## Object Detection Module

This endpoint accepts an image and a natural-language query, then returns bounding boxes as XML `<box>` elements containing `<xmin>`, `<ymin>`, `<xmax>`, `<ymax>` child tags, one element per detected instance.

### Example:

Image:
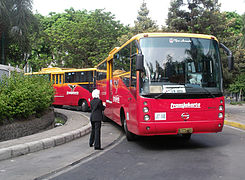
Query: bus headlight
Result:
<box><xmin>219</xmin><ymin>105</ymin><xmax>224</xmax><ymax>111</ymax></box>
<box><xmin>143</xmin><ymin>107</ymin><xmax>149</xmax><ymax>113</ymax></box>
<box><xmin>144</xmin><ymin>115</ymin><xmax>150</xmax><ymax>121</ymax></box>
<box><xmin>218</xmin><ymin>113</ymin><xmax>223</xmax><ymax>119</ymax></box>
<box><xmin>220</xmin><ymin>100</ymin><xmax>223</xmax><ymax>104</ymax></box>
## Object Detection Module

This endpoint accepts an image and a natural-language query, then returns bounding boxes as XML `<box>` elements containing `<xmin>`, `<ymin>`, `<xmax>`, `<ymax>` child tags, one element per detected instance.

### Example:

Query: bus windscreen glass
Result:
<box><xmin>139</xmin><ymin>37</ymin><xmax>222</xmax><ymax>98</ymax></box>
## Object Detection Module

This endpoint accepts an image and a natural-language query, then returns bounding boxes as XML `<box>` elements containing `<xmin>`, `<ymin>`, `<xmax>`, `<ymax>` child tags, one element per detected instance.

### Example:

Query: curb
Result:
<box><xmin>0</xmin><ymin>123</ymin><xmax>91</xmax><ymax>161</ymax></box>
<box><xmin>224</xmin><ymin>120</ymin><xmax>245</xmax><ymax>131</ymax></box>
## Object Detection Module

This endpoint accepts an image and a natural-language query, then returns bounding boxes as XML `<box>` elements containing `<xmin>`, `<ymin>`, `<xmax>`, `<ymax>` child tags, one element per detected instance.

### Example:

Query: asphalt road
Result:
<box><xmin>50</xmin><ymin>126</ymin><xmax>245</xmax><ymax>180</ymax></box>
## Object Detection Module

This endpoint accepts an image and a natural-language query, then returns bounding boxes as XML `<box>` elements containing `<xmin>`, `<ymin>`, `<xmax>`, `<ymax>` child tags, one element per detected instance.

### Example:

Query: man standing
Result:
<box><xmin>89</xmin><ymin>89</ymin><xmax>105</xmax><ymax>150</ymax></box>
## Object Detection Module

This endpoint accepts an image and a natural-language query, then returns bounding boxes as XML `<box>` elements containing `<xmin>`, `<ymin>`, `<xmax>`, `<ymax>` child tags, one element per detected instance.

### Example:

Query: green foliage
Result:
<box><xmin>28</xmin><ymin>8</ymin><xmax>128</xmax><ymax>70</ymax></box>
<box><xmin>229</xmin><ymin>73</ymin><xmax>245</xmax><ymax>101</ymax></box>
<box><xmin>133</xmin><ymin>1</ymin><xmax>158</xmax><ymax>33</ymax></box>
<box><xmin>0</xmin><ymin>73</ymin><xmax>54</xmax><ymax>122</ymax></box>
<box><xmin>0</xmin><ymin>0</ymin><xmax>38</xmax><ymax>66</ymax></box>
<box><xmin>229</xmin><ymin>73</ymin><xmax>245</xmax><ymax>92</ymax></box>
<box><xmin>241</xmin><ymin>13</ymin><xmax>245</xmax><ymax>48</ymax></box>
<box><xmin>166</xmin><ymin>0</ymin><xmax>245</xmax><ymax>90</ymax></box>
<box><xmin>166</xmin><ymin>0</ymin><xmax>225</xmax><ymax>36</ymax></box>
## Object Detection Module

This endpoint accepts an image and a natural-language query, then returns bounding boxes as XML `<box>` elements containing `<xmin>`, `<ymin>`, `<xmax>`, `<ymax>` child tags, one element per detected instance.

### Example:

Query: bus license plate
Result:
<box><xmin>155</xmin><ymin>112</ymin><xmax>166</xmax><ymax>120</ymax></box>
<box><xmin>178</xmin><ymin>128</ymin><xmax>193</xmax><ymax>134</ymax></box>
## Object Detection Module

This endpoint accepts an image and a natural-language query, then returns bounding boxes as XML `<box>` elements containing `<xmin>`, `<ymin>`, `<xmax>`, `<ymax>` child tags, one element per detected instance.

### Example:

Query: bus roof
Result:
<box><xmin>25</xmin><ymin>67</ymin><xmax>97</xmax><ymax>75</ymax></box>
<box><xmin>62</xmin><ymin>68</ymin><xmax>97</xmax><ymax>73</ymax></box>
<box><xmin>41</xmin><ymin>67</ymin><xmax>74</xmax><ymax>72</ymax></box>
<box><xmin>130</xmin><ymin>33</ymin><xmax>218</xmax><ymax>42</ymax></box>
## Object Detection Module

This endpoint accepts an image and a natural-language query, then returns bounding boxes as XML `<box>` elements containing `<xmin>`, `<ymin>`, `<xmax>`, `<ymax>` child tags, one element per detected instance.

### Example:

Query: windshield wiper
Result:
<box><xmin>154</xmin><ymin>93</ymin><xmax>165</xmax><ymax>99</ymax></box>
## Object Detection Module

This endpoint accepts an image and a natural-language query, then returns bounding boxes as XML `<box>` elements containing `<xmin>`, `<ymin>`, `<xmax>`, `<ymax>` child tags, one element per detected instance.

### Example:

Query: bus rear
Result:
<box><xmin>52</xmin><ymin>68</ymin><xmax>96</xmax><ymax>111</ymax></box>
<box><xmin>98</xmin><ymin>33</ymin><xmax>233</xmax><ymax>141</ymax></box>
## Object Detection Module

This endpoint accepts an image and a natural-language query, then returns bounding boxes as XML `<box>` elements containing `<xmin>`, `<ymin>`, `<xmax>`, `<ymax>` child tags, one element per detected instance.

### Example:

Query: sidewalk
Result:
<box><xmin>0</xmin><ymin>108</ymin><xmax>91</xmax><ymax>161</ymax></box>
<box><xmin>225</xmin><ymin>103</ymin><xmax>245</xmax><ymax>130</ymax></box>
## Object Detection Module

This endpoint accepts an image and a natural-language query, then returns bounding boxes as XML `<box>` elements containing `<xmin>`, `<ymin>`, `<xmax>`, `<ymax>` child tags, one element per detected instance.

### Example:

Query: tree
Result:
<box><xmin>133</xmin><ymin>0</ymin><xmax>158</xmax><ymax>33</ymax></box>
<box><xmin>229</xmin><ymin>73</ymin><xmax>245</xmax><ymax>101</ymax></box>
<box><xmin>0</xmin><ymin>0</ymin><xmax>38</xmax><ymax>66</ymax></box>
<box><xmin>241</xmin><ymin>13</ymin><xmax>245</xmax><ymax>48</ymax></box>
<box><xmin>166</xmin><ymin>0</ymin><xmax>225</xmax><ymax>37</ymax></box>
<box><xmin>28</xmin><ymin>9</ymin><xmax>128</xmax><ymax>70</ymax></box>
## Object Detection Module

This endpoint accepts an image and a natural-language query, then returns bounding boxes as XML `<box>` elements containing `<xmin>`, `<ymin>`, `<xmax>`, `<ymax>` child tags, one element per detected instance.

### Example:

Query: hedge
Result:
<box><xmin>0</xmin><ymin>72</ymin><xmax>54</xmax><ymax>123</ymax></box>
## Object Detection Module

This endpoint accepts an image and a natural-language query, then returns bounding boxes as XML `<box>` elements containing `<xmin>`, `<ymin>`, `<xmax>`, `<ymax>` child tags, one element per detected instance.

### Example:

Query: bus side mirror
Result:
<box><xmin>220</xmin><ymin>43</ymin><xmax>234</xmax><ymax>71</ymax></box>
<box><xmin>136</xmin><ymin>54</ymin><xmax>144</xmax><ymax>71</ymax></box>
<box><xmin>228</xmin><ymin>55</ymin><xmax>234</xmax><ymax>71</ymax></box>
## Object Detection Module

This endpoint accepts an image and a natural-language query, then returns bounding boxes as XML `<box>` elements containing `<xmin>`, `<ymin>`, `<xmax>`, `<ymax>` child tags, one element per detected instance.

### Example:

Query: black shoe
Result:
<box><xmin>89</xmin><ymin>144</ymin><xmax>93</xmax><ymax>147</ymax></box>
<box><xmin>94</xmin><ymin>147</ymin><xmax>103</xmax><ymax>150</ymax></box>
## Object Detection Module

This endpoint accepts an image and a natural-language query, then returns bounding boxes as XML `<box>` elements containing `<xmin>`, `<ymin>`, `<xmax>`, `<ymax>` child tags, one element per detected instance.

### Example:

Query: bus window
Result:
<box><xmin>97</xmin><ymin>61</ymin><xmax>107</xmax><ymax>81</ymax></box>
<box><xmin>52</xmin><ymin>74</ymin><xmax>55</xmax><ymax>84</ymax></box>
<box><xmin>113</xmin><ymin>43</ymin><xmax>130</xmax><ymax>87</ymax></box>
<box><xmin>60</xmin><ymin>74</ymin><xmax>63</xmax><ymax>84</ymax></box>
<box><xmin>86</xmin><ymin>71</ymin><xmax>93</xmax><ymax>82</ymax></box>
<box><xmin>65</xmin><ymin>72</ymin><xmax>75</xmax><ymax>83</ymax></box>
<box><xmin>56</xmin><ymin>75</ymin><xmax>59</xmax><ymax>84</ymax></box>
<box><xmin>130</xmin><ymin>41</ymin><xmax>137</xmax><ymax>89</ymax></box>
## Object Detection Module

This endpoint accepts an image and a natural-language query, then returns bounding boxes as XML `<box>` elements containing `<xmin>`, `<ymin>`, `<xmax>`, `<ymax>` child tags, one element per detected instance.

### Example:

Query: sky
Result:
<box><xmin>32</xmin><ymin>0</ymin><xmax>245</xmax><ymax>26</ymax></box>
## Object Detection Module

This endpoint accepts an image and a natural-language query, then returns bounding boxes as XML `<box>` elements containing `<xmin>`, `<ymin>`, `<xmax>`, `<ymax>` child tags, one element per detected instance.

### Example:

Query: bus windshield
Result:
<box><xmin>139</xmin><ymin>37</ymin><xmax>223</xmax><ymax>98</ymax></box>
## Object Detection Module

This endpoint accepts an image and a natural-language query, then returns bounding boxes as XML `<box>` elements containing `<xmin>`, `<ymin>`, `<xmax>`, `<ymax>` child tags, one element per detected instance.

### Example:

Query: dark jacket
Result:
<box><xmin>90</xmin><ymin>98</ymin><xmax>105</xmax><ymax>122</ymax></box>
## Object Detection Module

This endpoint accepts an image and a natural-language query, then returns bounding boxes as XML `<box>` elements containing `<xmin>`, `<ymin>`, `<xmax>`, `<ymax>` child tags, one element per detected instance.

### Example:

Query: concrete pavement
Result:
<box><xmin>0</xmin><ymin>108</ymin><xmax>91</xmax><ymax>161</ymax></box>
<box><xmin>225</xmin><ymin>103</ymin><xmax>245</xmax><ymax>130</ymax></box>
<box><xmin>0</xmin><ymin>103</ymin><xmax>244</xmax><ymax>162</ymax></box>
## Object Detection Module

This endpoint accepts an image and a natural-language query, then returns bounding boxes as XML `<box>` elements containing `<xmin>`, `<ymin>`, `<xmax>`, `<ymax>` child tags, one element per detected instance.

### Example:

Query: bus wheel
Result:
<box><xmin>53</xmin><ymin>105</ymin><xmax>63</xmax><ymax>108</ymax></box>
<box><xmin>80</xmin><ymin>100</ymin><xmax>88</xmax><ymax>112</ymax></box>
<box><xmin>123</xmin><ymin>119</ymin><xmax>137</xmax><ymax>141</ymax></box>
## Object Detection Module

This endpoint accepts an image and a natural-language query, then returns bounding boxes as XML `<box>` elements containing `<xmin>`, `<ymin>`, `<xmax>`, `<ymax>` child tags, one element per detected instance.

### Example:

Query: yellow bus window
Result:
<box><xmin>56</xmin><ymin>75</ymin><xmax>58</xmax><ymax>84</ymax></box>
<box><xmin>52</xmin><ymin>75</ymin><xmax>55</xmax><ymax>84</ymax></box>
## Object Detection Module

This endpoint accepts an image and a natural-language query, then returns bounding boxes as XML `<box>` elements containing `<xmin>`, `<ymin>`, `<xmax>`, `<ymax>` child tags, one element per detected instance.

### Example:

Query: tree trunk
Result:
<box><xmin>238</xmin><ymin>89</ymin><xmax>242</xmax><ymax>102</ymax></box>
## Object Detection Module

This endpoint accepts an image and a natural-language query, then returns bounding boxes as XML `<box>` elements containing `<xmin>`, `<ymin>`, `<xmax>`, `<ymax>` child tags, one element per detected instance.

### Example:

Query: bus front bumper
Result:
<box><xmin>137</xmin><ymin>120</ymin><xmax>224</xmax><ymax>136</ymax></box>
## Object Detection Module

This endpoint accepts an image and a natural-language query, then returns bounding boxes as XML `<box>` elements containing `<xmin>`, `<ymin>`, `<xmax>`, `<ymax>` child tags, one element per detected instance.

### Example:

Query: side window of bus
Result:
<box><xmin>65</xmin><ymin>72</ymin><xmax>75</xmax><ymax>83</ymax></box>
<box><xmin>75</xmin><ymin>71</ymin><xmax>93</xmax><ymax>82</ymax></box>
<box><xmin>97</xmin><ymin>61</ymin><xmax>107</xmax><ymax>81</ymax></box>
<box><xmin>75</xmin><ymin>72</ymin><xmax>85</xmax><ymax>82</ymax></box>
<box><xmin>113</xmin><ymin>44</ymin><xmax>130</xmax><ymax>87</ymax></box>
<box><xmin>131</xmin><ymin>41</ymin><xmax>137</xmax><ymax>88</ymax></box>
<box><xmin>59</xmin><ymin>74</ymin><xmax>62</xmax><ymax>84</ymax></box>
<box><xmin>130</xmin><ymin>41</ymin><xmax>138</xmax><ymax>98</ymax></box>
<box><xmin>87</xmin><ymin>71</ymin><xmax>93</xmax><ymax>82</ymax></box>
<box><xmin>52</xmin><ymin>74</ymin><xmax>55</xmax><ymax>84</ymax></box>
<box><xmin>56</xmin><ymin>75</ymin><xmax>59</xmax><ymax>84</ymax></box>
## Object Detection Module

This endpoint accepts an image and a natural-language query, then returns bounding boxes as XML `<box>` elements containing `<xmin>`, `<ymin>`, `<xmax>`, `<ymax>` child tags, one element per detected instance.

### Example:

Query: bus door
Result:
<box><xmin>127</xmin><ymin>55</ymin><xmax>138</xmax><ymax>132</ymax></box>
<box><xmin>53</xmin><ymin>73</ymin><xmax>65</xmax><ymax>105</ymax></box>
<box><xmin>105</xmin><ymin>60</ymin><xmax>114</xmax><ymax>120</ymax></box>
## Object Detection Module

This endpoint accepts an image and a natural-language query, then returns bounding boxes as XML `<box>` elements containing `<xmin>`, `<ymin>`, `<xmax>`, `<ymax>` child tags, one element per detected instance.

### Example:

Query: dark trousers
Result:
<box><xmin>89</xmin><ymin>121</ymin><xmax>101</xmax><ymax>148</ymax></box>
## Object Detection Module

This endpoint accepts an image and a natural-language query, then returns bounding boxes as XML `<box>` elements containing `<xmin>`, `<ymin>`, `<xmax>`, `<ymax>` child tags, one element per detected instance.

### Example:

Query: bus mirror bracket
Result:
<box><xmin>220</xmin><ymin>43</ymin><xmax>234</xmax><ymax>71</ymax></box>
<box><xmin>136</xmin><ymin>54</ymin><xmax>144</xmax><ymax>71</ymax></box>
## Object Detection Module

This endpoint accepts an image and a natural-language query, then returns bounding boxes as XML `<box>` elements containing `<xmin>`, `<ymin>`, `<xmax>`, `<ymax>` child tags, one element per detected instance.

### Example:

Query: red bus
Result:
<box><xmin>25</xmin><ymin>67</ymin><xmax>97</xmax><ymax>111</ymax></box>
<box><xmin>96</xmin><ymin>33</ymin><xmax>233</xmax><ymax>141</ymax></box>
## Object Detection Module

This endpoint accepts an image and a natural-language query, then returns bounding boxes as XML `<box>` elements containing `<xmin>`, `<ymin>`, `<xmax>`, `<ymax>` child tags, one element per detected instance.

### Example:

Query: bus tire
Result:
<box><xmin>102</xmin><ymin>113</ymin><xmax>111</xmax><ymax>122</ymax></box>
<box><xmin>53</xmin><ymin>105</ymin><xmax>63</xmax><ymax>108</ymax></box>
<box><xmin>80</xmin><ymin>100</ymin><xmax>88</xmax><ymax>112</ymax></box>
<box><xmin>123</xmin><ymin>119</ymin><xmax>137</xmax><ymax>141</ymax></box>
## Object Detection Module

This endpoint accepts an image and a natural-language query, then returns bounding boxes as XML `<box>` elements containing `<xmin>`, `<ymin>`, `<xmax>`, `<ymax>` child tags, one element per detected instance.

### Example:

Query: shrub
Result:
<box><xmin>0</xmin><ymin>72</ymin><xmax>54</xmax><ymax>123</ymax></box>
